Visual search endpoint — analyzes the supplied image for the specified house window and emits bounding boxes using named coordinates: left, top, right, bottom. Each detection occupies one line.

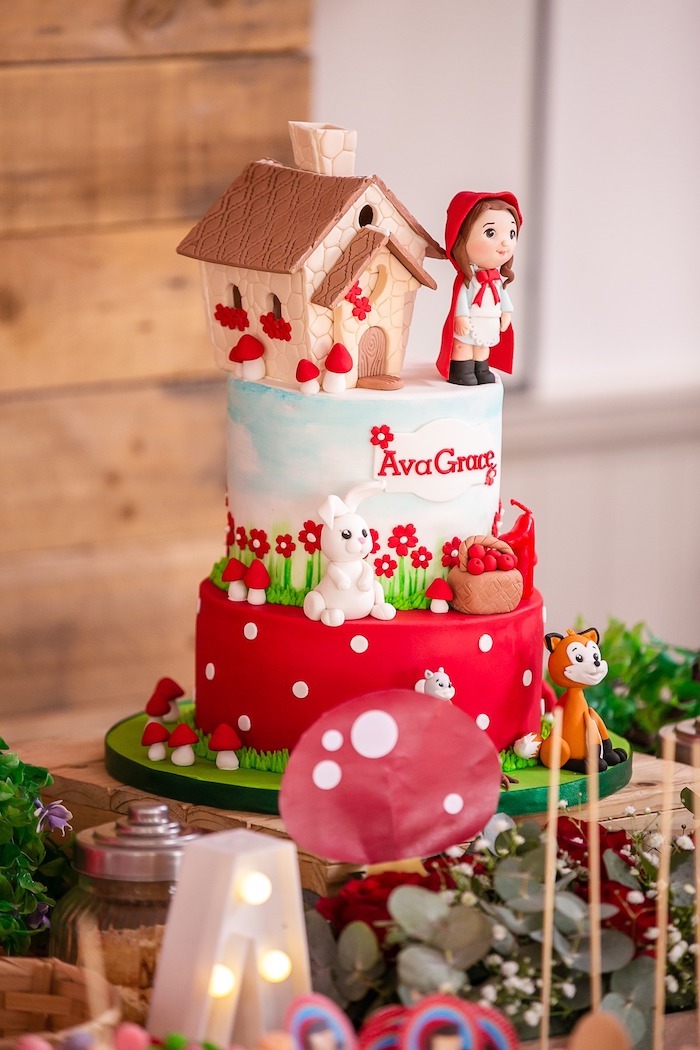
left=358, top=204, right=374, bottom=228
left=231, top=284, right=243, bottom=309
left=270, top=293, right=282, bottom=320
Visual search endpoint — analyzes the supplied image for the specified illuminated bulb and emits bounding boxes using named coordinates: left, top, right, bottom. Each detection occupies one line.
left=259, top=949, right=292, bottom=983
left=208, top=963, right=236, bottom=998
left=238, top=871, right=272, bottom=905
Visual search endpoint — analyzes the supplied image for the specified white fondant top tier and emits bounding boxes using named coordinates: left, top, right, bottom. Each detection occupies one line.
left=226, top=366, right=502, bottom=607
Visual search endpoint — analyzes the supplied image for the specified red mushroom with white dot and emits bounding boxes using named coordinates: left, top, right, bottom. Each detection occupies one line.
left=295, top=358, right=321, bottom=395
left=244, top=558, right=270, bottom=605
left=279, top=688, right=502, bottom=865
left=425, top=577, right=453, bottom=614
left=167, top=723, right=198, bottom=767
left=209, top=723, right=242, bottom=769
left=141, top=721, right=170, bottom=761
left=321, top=342, right=352, bottom=394
left=146, top=677, right=185, bottom=724
left=222, top=556, right=247, bottom=602
left=229, top=334, right=266, bottom=381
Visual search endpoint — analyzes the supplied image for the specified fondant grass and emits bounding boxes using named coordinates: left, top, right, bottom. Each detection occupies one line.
left=105, top=708, right=632, bottom=818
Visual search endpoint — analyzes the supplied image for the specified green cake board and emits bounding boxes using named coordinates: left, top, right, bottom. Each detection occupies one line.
left=105, top=707, right=633, bottom=819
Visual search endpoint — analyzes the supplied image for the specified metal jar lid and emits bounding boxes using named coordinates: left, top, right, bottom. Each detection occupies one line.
left=73, top=801, right=202, bottom=882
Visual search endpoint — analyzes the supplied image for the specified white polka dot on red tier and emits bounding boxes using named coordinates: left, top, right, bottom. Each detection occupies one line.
left=522, top=669, right=533, bottom=686
left=476, top=713, right=490, bottom=730
left=292, top=681, right=309, bottom=698
left=238, top=715, right=251, bottom=732
left=205, top=663, right=215, bottom=680
left=350, top=635, right=369, bottom=653
left=478, top=634, right=493, bottom=653
left=243, top=622, right=258, bottom=640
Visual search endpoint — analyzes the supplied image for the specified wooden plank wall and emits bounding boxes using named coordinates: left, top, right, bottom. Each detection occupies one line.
left=0, top=1, right=310, bottom=727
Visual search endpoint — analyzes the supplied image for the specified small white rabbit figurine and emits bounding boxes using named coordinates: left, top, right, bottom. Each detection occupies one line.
left=303, top=481, right=397, bottom=628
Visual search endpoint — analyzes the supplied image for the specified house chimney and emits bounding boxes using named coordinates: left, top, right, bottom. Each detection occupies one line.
left=288, top=121, right=357, bottom=177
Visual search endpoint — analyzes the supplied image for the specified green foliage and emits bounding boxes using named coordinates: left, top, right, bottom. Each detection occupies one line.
left=0, top=739, right=70, bottom=955
left=560, top=618, right=700, bottom=752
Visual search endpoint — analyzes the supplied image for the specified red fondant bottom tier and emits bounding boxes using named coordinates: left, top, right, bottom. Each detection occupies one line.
left=195, top=580, right=545, bottom=755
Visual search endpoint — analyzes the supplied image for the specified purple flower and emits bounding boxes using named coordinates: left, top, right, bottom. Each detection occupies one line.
left=26, top=901, right=51, bottom=930
left=34, top=798, right=73, bottom=836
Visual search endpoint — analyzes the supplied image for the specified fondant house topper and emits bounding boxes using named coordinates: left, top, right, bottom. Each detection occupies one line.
left=177, top=122, right=445, bottom=393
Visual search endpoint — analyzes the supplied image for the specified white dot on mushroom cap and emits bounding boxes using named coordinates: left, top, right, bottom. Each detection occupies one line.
left=350, top=710, right=399, bottom=759
left=205, top=662, right=215, bottom=680
left=312, top=760, right=342, bottom=790
left=243, top=622, right=258, bottom=640
left=478, top=634, right=493, bottom=653
left=476, top=713, right=490, bottom=730
left=350, top=635, right=369, bottom=654
left=322, top=729, right=343, bottom=752
left=443, top=793, right=464, bottom=815
left=522, top=669, right=533, bottom=687
left=238, top=715, right=251, bottom=732
left=292, top=681, right=309, bottom=699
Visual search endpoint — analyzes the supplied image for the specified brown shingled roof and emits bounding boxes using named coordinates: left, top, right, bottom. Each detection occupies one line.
left=176, top=160, right=445, bottom=274
left=311, top=226, right=436, bottom=310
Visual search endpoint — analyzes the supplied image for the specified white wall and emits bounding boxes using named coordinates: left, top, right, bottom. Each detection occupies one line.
left=312, top=0, right=700, bottom=647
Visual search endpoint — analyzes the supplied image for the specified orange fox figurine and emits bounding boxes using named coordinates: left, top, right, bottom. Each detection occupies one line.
left=539, top=628, right=627, bottom=773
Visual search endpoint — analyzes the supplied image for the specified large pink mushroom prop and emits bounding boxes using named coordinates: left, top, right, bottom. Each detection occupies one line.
left=146, top=676, right=184, bottom=724
left=279, top=689, right=502, bottom=865
left=229, top=334, right=265, bottom=381
left=321, top=342, right=352, bottom=394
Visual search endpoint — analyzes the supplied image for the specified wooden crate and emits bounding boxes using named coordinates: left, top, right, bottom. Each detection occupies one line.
left=0, top=2, right=310, bottom=720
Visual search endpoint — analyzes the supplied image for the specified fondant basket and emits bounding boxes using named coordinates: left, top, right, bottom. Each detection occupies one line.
left=447, top=534, right=523, bottom=615
left=0, top=956, right=120, bottom=1048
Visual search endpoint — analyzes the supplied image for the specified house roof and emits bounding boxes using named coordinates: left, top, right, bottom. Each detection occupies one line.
left=311, top=226, right=437, bottom=310
left=176, top=159, right=445, bottom=274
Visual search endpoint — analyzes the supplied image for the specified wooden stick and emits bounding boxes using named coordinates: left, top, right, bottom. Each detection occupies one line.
left=587, top=721, right=602, bottom=1011
left=540, top=706, right=563, bottom=1050
left=652, top=730, right=676, bottom=1050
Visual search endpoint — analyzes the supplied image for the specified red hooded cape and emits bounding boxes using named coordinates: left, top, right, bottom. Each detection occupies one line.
left=436, top=190, right=523, bottom=379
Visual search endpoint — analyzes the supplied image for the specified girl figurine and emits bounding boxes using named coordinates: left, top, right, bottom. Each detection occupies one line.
left=437, top=190, right=522, bottom=386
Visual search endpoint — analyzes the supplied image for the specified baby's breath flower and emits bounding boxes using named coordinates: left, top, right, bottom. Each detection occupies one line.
left=668, top=927, right=682, bottom=945
left=513, top=834, right=525, bottom=846
left=645, top=927, right=660, bottom=941
left=683, top=883, right=696, bottom=895
left=561, top=980, right=577, bottom=999
left=642, top=851, right=660, bottom=868
left=491, top=924, right=507, bottom=942
left=624, top=805, right=637, bottom=816
left=676, top=835, right=695, bottom=851
left=626, top=889, right=645, bottom=904
left=486, top=954, right=501, bottom=968
left=558, top=799, right=569, bottom=809
left=445, top=845, right=465, bottom=859
left=524, top=1005, right=543, bottom=1027
left=646, top=832, right=663, bottom=849
left=501, top=961, right=519, bottom=977
left=479, top=984, right=497, bottom=1003
left=668, top=941, right=688, bottom=964
left=666, top=975, right=679, bottom=994
left=460, top=891, right=477, bottom=907
left=441, top=889, right=457, bottom=904
left=454, top=861, right=474, bottom=877
left=472, top=837, right=488, bottom=852
left=505, top=1004, right=518, bottom=1017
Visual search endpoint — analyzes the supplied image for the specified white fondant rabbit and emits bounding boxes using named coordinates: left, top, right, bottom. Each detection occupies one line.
left=303, top=482, right=397, bottom=628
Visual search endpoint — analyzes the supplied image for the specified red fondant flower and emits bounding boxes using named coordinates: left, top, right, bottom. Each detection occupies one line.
left=214, top=303, right=249, bottom=331
left=387, top=523, right=418, bottom=557
left=275, top=533, right=296, bottom=558
left=235, top=526, right=248, bottom=550
left=248, top=528, right=270, bottom=558
left=345, top=281, right=372, bottom=321
left=441, top=536, right=462, bottom=568
left=374, top=554, right=398, bottom=579
left=259, top=313, right=292, bottom=341
left=298, top=520, right=322, bottom=555
left=370, top=424, right=394, bottom=450
left=410, top=546, right=433, bottom=570
left=370, top=528, right=381, bottom=554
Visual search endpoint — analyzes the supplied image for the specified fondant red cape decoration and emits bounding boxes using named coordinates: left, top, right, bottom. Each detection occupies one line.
left=436, top=190, right=523, bottom=379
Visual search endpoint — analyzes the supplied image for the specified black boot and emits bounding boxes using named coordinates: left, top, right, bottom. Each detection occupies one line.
left=448, top=360, right=478, bottom=386
left=602, top=737, right=627, bottom=765
left=475, top=360, right=496, bottom=384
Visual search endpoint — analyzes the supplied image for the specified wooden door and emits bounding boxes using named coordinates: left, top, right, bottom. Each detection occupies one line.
left=358, top=326, right=386, bottom=378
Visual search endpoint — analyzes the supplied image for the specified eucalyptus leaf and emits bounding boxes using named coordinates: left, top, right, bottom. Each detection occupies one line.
left=554, top=891, right=589, bottom=924
left=397, top=944, right=464, bottom=996
left=609, top=954, right=656, bottom=1006
left=336, top=920, right=382, bottom=972
left=603, top=849, right=640, bottom=890
left=680, top=786, right=699, bottom=816
left=568, top=929, right=636, bottom=973
left=388, top=885, right=450, bottom=940
left=429, top=904, right=493, bottom=969
left=599, top=993, right=648, bottom=1046
left=493, top=855, right=544, bottom=903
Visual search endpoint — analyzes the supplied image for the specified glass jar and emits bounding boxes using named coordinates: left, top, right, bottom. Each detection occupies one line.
left=50, top=801, right=201, bottom=1022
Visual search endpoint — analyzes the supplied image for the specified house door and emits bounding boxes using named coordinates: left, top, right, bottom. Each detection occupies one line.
left=358, top=327, right=386, bottom=378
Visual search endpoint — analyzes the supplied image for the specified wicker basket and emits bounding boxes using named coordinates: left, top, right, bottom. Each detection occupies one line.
left=447, top=534, right=523, bottom=615
left=0, top=957, right=120, bottom=1048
